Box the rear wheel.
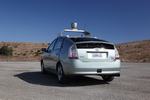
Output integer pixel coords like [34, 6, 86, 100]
[41, 62, 46, 74]
[57, 64, 65, 83]
[102, 75, 114, 83]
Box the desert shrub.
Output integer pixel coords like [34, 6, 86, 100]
[14, 45, 18, 48]
[34, 49, 41, 56]
[22, 53, 26, 56]
[0, 46, 13, 56]
[31, 50, 34, 53]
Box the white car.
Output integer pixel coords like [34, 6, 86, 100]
[41, 23, 120, 83]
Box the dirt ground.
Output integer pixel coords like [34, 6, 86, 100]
[0, 62, 149, 100]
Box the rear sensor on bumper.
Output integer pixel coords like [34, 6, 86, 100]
[97, 69, 102, 73]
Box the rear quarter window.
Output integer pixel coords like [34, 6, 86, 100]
[60, 38, 74, 57]
[54, 37, 64, 50]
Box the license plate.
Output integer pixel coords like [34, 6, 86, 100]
[88, 53, 107, 59]
[92, 53, 102, 57]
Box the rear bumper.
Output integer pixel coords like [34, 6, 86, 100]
[65, 68, 120, 76]
[62, 59, 121, 76]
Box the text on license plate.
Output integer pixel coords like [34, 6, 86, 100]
[88, 53, 107, 59]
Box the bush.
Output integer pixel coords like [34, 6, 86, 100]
[0, 46, 13, 56]
[34, 49, 41, 56]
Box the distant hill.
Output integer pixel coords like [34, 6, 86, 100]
[0, 42, 47, 61]
[117, 40, 150, 62]
[0, 40, 150, 62]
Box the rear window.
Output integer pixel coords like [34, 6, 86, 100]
[70, 37, 108, 42]
[76, 43, 114, 49]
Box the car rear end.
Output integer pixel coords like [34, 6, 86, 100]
[63, 38, 120, 77]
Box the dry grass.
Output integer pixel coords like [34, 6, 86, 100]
[117, 40, 150, 62]
[0, 42, 47, 61]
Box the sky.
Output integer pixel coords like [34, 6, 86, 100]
[0, 0, 150, 43]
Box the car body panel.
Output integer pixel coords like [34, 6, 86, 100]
[60, 58, 120, 75]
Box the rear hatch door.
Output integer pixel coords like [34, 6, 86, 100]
[76, 41, 115, 62]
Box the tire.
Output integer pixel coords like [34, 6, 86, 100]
[41, 62, 46, 74]
[57, 64, 65, 83]
[102, 75, 114, 83]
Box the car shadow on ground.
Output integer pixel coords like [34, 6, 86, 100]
[14, 71, 108, 87]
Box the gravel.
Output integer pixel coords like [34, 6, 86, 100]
[0, 62, 149, 100]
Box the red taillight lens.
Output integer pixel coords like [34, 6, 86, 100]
[68, 45, 78, 59]
[115, 48, 120, 60]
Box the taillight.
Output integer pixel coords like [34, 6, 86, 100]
[68, 45, 78, 59]
[115, 48, 120, 60]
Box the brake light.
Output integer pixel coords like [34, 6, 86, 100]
[115, 48, 120, 60]
[68, 45, 78, 59]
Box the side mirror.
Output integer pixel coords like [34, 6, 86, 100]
[41, 48, 47, 52]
